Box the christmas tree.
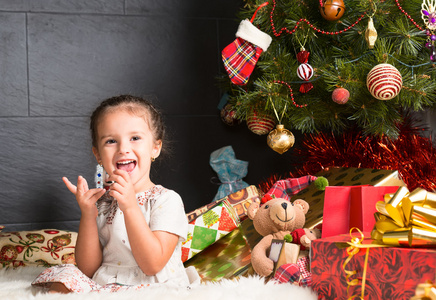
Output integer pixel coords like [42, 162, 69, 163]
[220, 0, 436, 141]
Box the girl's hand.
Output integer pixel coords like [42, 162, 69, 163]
[106, 169, 138, 212]
[63, 176, 105, 218]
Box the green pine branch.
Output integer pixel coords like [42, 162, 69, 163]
[221, 0, 436, 139]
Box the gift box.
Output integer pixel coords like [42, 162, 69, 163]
[0, 228, 77, 268]
[183, 227, 252, 281]
[322, 185, 400, 238]
[186, 185, 260, 223]
[182, 199, 240, 262]
[269, 239, 300, 275]
[186, 199, 222, 223]
[311, 233, 436, 299]
[224, 185, 260, 221]
[239, 217, 263, 250]
[291, 166, 406, 229]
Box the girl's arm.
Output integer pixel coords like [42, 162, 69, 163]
[75, 213, 103, 278]
[107, 169, 183, 275]
[63, 176, 105, 278]
[123, 208, 179, 275]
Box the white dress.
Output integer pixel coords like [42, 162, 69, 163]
[32, 185, 195, 293]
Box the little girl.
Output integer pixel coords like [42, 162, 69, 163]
[32, 95, 198, 293]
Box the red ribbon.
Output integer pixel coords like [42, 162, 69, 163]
[250, 2, 269, 23]
[300, 82, 313, 93]
[297, 50, 310, 64]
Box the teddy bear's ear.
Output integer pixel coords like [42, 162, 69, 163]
[293, 199, 309, 214]
[247, 201, 260, 220]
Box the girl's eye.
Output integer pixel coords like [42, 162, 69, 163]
[131, 136, 141, 141]
[105, 139, 116, 144]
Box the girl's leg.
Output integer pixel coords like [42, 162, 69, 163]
[48, 282, 71, 294]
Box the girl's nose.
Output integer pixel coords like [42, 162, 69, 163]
[118, 140, 131, 154]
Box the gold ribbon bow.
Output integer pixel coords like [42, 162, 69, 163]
[372, 186, 436, 246]
[411, 280, 436, 300]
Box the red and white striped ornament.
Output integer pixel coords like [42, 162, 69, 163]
[297, 63, 314, 81]
[246, 112, 276, 135]
[296, 49, 314, 93]
[366, 63, 402, 100]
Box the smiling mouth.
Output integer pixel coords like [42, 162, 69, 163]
[276, 214, 294, 223]
[117, 160, 137, 172]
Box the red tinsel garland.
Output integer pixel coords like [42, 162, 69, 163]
[260, 116, 436, 193]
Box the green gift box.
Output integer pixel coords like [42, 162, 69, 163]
[181, 199, 240, 262]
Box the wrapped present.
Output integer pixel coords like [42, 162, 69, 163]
[291, 166, 406, 229]
[210, 146, 249, 202]
[269, 239, 300, 275]
[0, 229, 77, 268]
[183, 227, 252, 281]
[372, 186, 436, 247]
[223, 185, 260, 221]
[182, 199, 240, 262]
[311, 231, 436, 299]
[270, 241, 313, 286]
[322, 185, 400, 238]
[186, 185, 260, 223]
[186, 199, 223, 223]
[239, 217, 263, 250]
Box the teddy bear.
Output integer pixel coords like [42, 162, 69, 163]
[247, 197, 318, 278]
[290, 227, 321, 251]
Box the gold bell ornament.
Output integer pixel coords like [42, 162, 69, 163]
[320, 0, 345, 22]
[267, 124, 295, 154]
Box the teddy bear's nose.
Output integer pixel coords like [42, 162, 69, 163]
[281, 202, 287, 210]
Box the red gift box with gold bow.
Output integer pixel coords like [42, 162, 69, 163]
[311, 231, 436, 300]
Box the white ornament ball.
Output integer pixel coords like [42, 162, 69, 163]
[366, 63, 402, 100]
[297, 63, 314, 81]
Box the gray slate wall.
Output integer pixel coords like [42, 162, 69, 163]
[0, 0, 301, 232]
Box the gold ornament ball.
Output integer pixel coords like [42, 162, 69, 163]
[320, 0, 345, 22]
[267, 124, 295, 154]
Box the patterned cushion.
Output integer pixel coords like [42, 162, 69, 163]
[0, 226, 77, 268]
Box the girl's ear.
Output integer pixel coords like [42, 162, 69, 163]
[152, 140, 162, 159]
[92, 147, 101, 163]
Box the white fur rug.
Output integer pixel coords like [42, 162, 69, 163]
[0, 267, 318, 300]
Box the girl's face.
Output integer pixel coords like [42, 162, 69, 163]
[92, 109, 162, 193]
